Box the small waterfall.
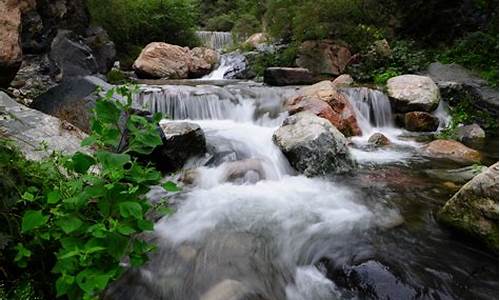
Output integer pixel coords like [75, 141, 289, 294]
[196, 31, 233, 50]
[340, 87, 394, 134]
[134, 83, 297, 125]
[203, 52, 248, 80]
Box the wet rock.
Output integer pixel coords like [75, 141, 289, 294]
[298, 81, 361, 136]
[264, 67, 315, 86]
[200, 279, 252, 300]
[273, 111, 355, 176]
[427, 62, 498, 118]
[190, 47, 219, 78]
[421, 140, 481, 164]
[133, 42, 192, 79]
[243, 33, 269, 49]
[0, 91, 88, 160]
[220, 52, 252, 79]
[332, 74, 354, 86]
[371, 39, 392, 57]
[387, 75, 441, 113]
[223, 159, 266, 184]
[368, 133, 390, 146]
[296, 40, 351, 76]
[49, 30, 99, 79]
[153, 121, 207, 172]
[439, 162, 499, 251]
[0, 0, 36, 87]
[425, 165, 488, 184]
[456, 124, 485, 148]
[404, 111, 439, 132]
[31, 76, 112, 132]
[287, 96, 341, 130]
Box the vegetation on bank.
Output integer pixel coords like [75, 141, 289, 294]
[0, 86, 178, 299]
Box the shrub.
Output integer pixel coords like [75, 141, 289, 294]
[1, 85, 179, 299]
[206, 14, 235, 32]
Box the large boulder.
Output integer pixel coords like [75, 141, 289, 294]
[133, 43, 218, 79]
[456, 124, 485, 148]
[297, 81, 361, 136]
[0, 0, 36, 87]
[264, 67, 315, 86]
[243, 33, 269, 49]
[404, 111, 439, 132]
[439, 163, 499, 251]
[296, 40, 351, 76]
[332, 74, 354, 86]
[421, 140, 481, 164]
[189, 47, 219, 78]
[287, 96, 340, 128]
[387, 75, 441, 113]
[84, 26, 117, 75]
[153, 121, 207, 172]
[133, 42, 191, 79]
[273, 111, 355, 176]
[427, 62, 498, 117]
[30, 76, 112, 132]
[49, 30, 99, 79]
[0, 91, 88, 160]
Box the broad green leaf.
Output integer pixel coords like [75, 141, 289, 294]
[57, 216, 84, 234]
[81, 135, 97, 147]
[21, 192, 34, 202]
[47, 191, 61, 204]
[71, 152, 96, 174]
[21, 210, 48, 232]
[14, 243, 31, 261]
[116, 224, 136, 235]
[56, 275, 74, 297]
[137, 219, 154, 231]
[118, 201, 143, 219]
[94, 99, 121, 123]
[162, 181, 181, 192]
[96, 151, 130, 170]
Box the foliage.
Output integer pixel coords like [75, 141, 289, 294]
[87, 0, 200, 66]
[247, 46, 299, 77]
[349, 40, 432, 83]
[437, 31, 499, 87]
[106, 69, 132, 85]
[1, 85, 178, 299]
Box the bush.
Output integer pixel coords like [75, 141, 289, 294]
[205, 14, 235, 32]
[1, 85, 179, 299]
[247, 45, 299, 77]
[87, 0, 200, 66]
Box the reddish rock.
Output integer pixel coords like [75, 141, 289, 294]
[421, 140, 482, 164]
[332, 74, 354, 86]
[296, 40, 352, 76]
[133, 42, 191, 79]
[404, 111, 439, 132]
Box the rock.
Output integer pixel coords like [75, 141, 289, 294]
[425, 165, 488, 184]
[243, 33, 269, 49]
[263, 67, 315, 86]
[332, 74, 354, 86]
[273, 112, 355, 176]
[368, 133, 390, 146]
[219, 52, 252, 79]
[371, 39, 392, 57]
[133, 42, 191, 79]
[200, 279, 260, 300]
[427, 62, 498, 117]
[84, 26, 117, 74]
[49, 30, 99, 79]
[387, 75, 441, 113]
[222, 159, 266, 184]
[154, 121, 207, 172]
[404, 111, 439, 132]
[456, 124, 486, 148]
[298, 81, 361, 136]
[189, 47, 219, 78]
[439, 163, 499, 251]
[0, 91, 88, 160]
[421, 140, 481, 164]
[0, 0, 36, 87]
[296, 40, 351, 76]
[287, 96, 346, 134]
[31, 76, 112, 132]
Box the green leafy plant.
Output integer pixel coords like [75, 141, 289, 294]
[5, 85, 178, 299]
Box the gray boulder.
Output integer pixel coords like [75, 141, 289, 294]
[153, 121, 207, 172]
[273, 111, 355, 176]
[49, 30, 99, 79]
[439, 162, 499, 251]
[0, 91, 88, 160]
[456, 124, 486, 148]
[387, 75, 441, 112]
[427, 62, 498, 117]
[264, 67, 315, 86]
[31, 76, 112, 132]
[84, 26, 117, 75]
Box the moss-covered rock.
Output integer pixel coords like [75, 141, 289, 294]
[438, 162, 499, 251]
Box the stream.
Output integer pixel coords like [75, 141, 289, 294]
[107, 78, 498, 300]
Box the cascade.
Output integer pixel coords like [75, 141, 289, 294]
[196, 31, 233, 50]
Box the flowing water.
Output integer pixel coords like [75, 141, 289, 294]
[196, 31, 234, 50]
[109, 81, 498, 300]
